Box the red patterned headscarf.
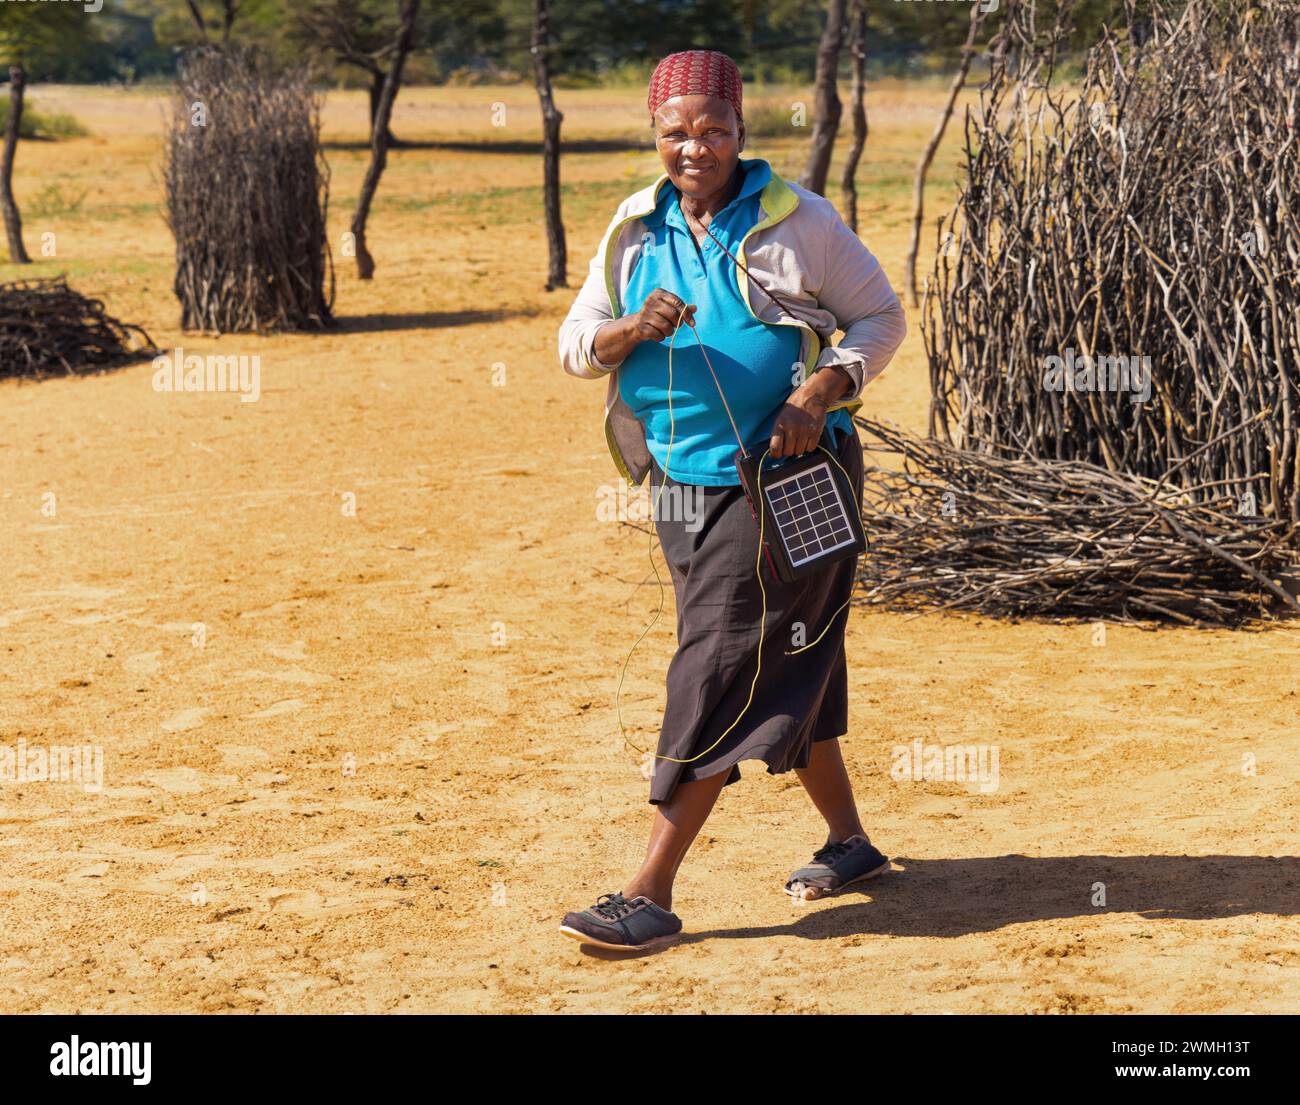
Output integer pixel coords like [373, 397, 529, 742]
[647, 50, 744, 125]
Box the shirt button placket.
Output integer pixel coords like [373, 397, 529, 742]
[690, 232, 707, 281]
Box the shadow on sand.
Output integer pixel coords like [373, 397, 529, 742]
[322, 138, 653, 155]
[573, 854, 1300, 957]
[333, 308, 537, 335]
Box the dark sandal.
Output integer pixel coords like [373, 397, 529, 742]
[784, 836, 891, 900]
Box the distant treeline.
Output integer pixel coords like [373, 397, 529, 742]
[2, 0, 1157, 86]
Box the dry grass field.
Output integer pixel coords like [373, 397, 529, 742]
[0, 82, 1296, 1014]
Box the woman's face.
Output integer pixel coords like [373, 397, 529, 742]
[653, 94, 746, 201]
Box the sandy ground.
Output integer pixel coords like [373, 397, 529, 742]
[0, 85, 1297, 1014]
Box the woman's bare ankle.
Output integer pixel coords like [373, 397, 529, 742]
[622, 877, 673, 911]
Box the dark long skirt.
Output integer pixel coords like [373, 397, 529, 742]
[646, 422, 866, 806]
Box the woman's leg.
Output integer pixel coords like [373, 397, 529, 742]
[621, 770, 730, 912]
[794, 737, 868, 844]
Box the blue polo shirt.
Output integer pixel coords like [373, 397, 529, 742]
[617, 157, 851, 485]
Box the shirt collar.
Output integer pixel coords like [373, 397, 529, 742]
[642, 157, 772, 229]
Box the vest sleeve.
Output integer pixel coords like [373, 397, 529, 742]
[808, 206, 908, 400]
[558, 208, 626, 379]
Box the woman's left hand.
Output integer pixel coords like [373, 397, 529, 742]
[769, 391, 829, 458]
[770, 365, 856, 458]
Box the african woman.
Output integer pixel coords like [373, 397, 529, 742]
[557, 50, 908, 952]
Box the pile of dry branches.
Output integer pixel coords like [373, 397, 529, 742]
[164, 47, 333, 333]
[852, 417, 1300, 627]
[0, 276, 157, 380]
[925, 0, 1300, 528]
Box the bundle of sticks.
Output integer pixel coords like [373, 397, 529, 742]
[925, 0, 1300, 528]
[852, 416, 1300, 627]
[0, 276, 157, 380]
[164, 47, 333, 334]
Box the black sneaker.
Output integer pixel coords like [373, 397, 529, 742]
[559, 892, 683, 952]
[784, 835, 891, 900]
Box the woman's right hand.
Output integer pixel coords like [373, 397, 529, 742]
[594, 288, 695, 367]
[630, 288, 696, 342]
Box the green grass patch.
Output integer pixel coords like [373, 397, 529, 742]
[26, 179, 91, 219]
[0, 102, 87, 140]
[0, 258, 165, 283]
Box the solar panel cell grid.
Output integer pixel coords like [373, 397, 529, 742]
[763, 462, 857, 567]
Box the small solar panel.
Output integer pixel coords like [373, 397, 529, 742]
[734, 429, 867, 583]
[763, 461, 859, 567]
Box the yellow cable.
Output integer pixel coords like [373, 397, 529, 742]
[614, 305, 862, 764]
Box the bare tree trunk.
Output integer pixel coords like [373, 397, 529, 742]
[532, 0, 566, 290]
[798, 0, 847, 196]
[904, 4, 985, 307]
[351, 0, 418, 281]
[367, 69, 403, 149]
[2, 65, 30, 265]
[839, 0, 868, 233]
